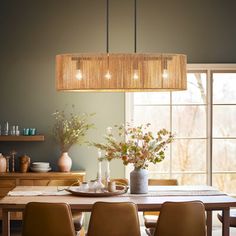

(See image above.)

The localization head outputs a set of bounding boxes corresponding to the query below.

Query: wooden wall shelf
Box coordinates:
[0,135,45,142]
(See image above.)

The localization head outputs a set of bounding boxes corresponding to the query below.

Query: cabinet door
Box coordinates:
[0,179,16,188]
[19,179,50,186]
[0,180,16,197]
[0,180,19,220]
[47,179,80,186]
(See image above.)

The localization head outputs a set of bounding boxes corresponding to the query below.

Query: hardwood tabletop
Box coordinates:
[1,185,236,211]
[0,185,235,236]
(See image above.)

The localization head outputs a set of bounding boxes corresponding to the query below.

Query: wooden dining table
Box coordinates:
[0,185,236,236]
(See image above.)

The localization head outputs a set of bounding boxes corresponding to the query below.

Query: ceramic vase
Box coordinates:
[58,152,72,172]
[130,167,148,194]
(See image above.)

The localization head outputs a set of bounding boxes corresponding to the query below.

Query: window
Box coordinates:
[125,64,236,195]
[212,72,236,195]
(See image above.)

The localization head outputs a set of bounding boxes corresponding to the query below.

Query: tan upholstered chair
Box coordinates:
[144,179,178,235]
[47,179,84,232]
[111,178,129,186]
[102,178,129,187]
[154,201,206,236]
[22,202,76,236]
[217,210,236,227]
[87,202,141,236]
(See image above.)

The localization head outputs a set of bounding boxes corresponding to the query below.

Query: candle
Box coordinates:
[98,149,102,159]
[97,149,102,181]
[6,122,9,131]
[106,159,110,174]
[105,159,110,187]
[96,159,104,191]
[97,160,102,180]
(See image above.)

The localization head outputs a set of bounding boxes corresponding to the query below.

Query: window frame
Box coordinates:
[125,64,236,187]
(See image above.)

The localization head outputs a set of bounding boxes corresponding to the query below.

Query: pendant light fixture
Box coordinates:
[56,0,187,92]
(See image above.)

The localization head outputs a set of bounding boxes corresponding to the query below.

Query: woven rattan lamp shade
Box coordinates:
[56,53,187,92]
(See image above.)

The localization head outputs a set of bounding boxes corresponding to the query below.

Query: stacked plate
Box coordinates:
[31,162,51,172]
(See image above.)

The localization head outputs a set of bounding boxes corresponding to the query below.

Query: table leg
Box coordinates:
[206,210,212,236]
[222,208,230,236]
[2,209,10,236]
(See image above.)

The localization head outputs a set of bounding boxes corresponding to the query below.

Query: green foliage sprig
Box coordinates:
[52,107,94,152]
[93,123,174,169]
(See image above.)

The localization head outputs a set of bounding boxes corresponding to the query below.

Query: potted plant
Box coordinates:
[92,123,173,193]
[52,107,93,172]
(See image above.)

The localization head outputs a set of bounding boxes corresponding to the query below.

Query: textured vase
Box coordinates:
[130,167,148,194]
[58,152,72,172]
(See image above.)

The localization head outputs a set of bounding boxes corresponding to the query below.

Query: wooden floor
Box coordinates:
[0,230,85,236]
[2,226,236,236]
[0,223,86,236]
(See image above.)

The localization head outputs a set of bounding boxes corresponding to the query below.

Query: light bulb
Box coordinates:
[105,70,112,80]
[75,69,83,80]
[133,70,139,80]
[162,69,169,79]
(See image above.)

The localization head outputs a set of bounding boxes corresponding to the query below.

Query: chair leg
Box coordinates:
[145,228,155,236]
[77,227,86,236]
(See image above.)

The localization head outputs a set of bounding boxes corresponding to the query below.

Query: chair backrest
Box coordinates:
[22,202,76,236]
[144,179,178,216]
[87,201,141,236]
[154,201,206,236]
[148,178,178,186]
[112,178,129,186]
[102,178,129,186]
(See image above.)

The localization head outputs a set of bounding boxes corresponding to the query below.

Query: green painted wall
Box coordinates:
[0,0,236,180]
[138,0,236,62]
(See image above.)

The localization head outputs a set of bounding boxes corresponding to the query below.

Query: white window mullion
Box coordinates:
[124,93,134,179]
[170,92,173,179]
[207,69,213,185]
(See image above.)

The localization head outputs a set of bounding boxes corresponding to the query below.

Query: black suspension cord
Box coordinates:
[107,0,137,53]
[134,0,137,53]
[106,0,109,54]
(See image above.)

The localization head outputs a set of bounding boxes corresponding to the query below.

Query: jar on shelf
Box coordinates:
[4,122,9,135]
[0,153,7,172]
[19,155,31,173]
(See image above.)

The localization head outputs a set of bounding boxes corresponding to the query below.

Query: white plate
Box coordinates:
[32,162,50,167]
[30,167,51,173]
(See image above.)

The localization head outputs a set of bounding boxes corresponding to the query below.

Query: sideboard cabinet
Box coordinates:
[0,171,85,219]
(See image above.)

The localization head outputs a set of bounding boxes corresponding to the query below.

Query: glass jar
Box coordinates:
[80,182,89,192]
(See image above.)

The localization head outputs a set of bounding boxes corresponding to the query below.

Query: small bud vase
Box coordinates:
[58,152,72,172]
[130,167,148,194]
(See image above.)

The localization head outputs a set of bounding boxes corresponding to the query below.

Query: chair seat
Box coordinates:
[144,214,159,228]
[217,211,236,227]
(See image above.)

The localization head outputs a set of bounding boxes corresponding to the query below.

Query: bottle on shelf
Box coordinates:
[10,125,16,135]
[15,126,20,136]
[0,153,7,172]
[4,122,9,135]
